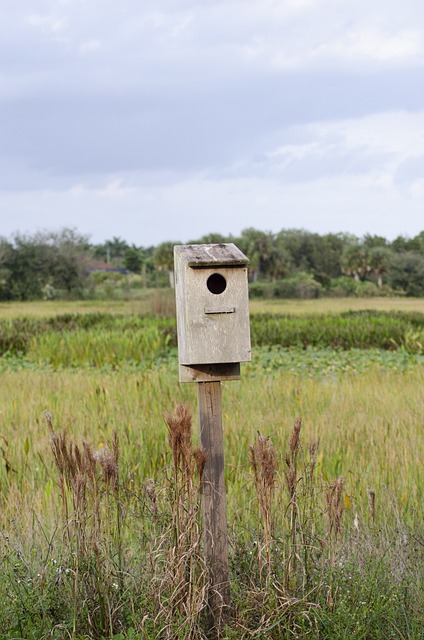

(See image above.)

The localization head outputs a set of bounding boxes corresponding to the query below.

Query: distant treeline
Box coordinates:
[1,227,424,300]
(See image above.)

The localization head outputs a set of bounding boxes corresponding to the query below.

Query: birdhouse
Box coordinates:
[174,243,251,382]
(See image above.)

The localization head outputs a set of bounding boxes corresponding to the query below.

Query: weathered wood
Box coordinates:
[176,243,249,267]
[174,243,252,635]
[174,244,251,366]
[179,362,240,383]
[197,381,230,632]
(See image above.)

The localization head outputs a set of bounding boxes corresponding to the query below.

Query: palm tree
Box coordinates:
[239,228,274,281]
[369,246,392,288]
[153,241,177,287]
[340,243,371,281]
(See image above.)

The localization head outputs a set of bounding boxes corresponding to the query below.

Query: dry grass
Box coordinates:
[0,289,176,319]
[46,412,122,637]
[0,370,422,638]
[2,295,424,320]
[162,404,208,638]
[0,299,423,637]
[249,296,424,315]
[249,432,278,585]
[0,365,422,529]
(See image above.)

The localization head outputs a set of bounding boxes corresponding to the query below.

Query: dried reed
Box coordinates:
[368,487,376,526]
[45,411,122,639]
[326,476,345,541]
[162,404,208,636]
[283,418,303,591]
[250,432,278,585]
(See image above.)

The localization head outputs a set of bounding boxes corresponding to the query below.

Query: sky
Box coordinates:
[1,0,423,247]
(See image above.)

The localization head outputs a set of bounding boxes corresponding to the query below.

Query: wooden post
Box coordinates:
[197,381,230,633]
[174,243,251,636]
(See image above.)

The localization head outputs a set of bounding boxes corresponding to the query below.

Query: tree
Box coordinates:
[391,235,420,253]
[7,235,52,299]
[0,238,13,300]
[153,241,178,287]
[363,234,388,250]
[107,237,129,263]
[411,231,424,255]
[268,236,293,280]
[124,246,143,273]
[238,228,275,281]
[368,246,392,288]
[340,242,371,282]
[46,228,90,294]
[191,232,231,245]
[276,229,315,273]
[388,252,424,296]
[93,237,129,265]
[309,233,346,279]
[1,228,89,300]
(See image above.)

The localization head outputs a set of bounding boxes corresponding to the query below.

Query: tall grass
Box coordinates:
[2,293,424,319]
[0,289,176,319]
[46,412,122,637]
[249,296,424,315]
[250,310,424,350]
[1,385,421,638]
[32,327,172,368]
[2,310,424,365]
[0,365,421,528]
[0,306,422,637]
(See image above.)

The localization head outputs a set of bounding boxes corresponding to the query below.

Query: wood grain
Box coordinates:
[197,381,230,632]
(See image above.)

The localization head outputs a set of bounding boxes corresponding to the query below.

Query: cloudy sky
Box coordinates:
[1,0,423,246]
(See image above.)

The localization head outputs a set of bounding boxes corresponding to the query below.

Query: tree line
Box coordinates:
[1,227,424,300]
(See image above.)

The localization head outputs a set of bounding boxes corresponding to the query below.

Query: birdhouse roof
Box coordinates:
[174,243,249,267]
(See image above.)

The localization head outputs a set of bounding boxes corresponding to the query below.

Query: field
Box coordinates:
[2,292,424,319]
[0,297,423,639]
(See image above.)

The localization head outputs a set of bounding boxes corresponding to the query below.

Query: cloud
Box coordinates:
[0,0,423,244]
[347,29,424,63]
[27,14,67,34]
[272,28,424,71]
[410,177,424,198]
[70,179,136,199]
[1,165,422,245]
[79,40,101,54]
[260,111,424,190]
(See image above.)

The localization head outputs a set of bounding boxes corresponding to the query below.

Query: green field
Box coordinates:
[250,296,424,315]
[2,293,424,319]
[0,298,422,639]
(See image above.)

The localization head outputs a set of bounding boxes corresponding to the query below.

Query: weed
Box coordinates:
[0,305,422,638]
[250,431,278,586]
[46,412,124,638]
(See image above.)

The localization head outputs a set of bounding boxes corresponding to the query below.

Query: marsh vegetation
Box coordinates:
[0,298,422,638]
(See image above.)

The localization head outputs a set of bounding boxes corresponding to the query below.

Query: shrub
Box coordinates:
[249,273,322,300]
[388,251,424,296]
[328,277,388,297]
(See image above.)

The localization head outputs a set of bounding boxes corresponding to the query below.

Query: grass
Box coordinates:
[2,293,424,319]
[250,310,424,350]
[249,296,424,315]
[3,308,424,366]
[0,289,176,319]
[0,365,422,508]
[0,299,422,638]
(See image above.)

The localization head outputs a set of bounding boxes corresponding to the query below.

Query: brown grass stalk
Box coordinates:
[45,412,122,638]
[250,432,278,586]
[326,476,345,541]
[283,418,303,591]
[368,487,376,526]
[164,404,207,628]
